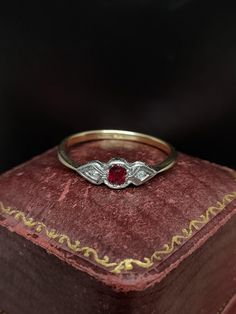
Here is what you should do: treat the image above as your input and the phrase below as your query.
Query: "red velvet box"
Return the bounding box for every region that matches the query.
[0,140,236,314]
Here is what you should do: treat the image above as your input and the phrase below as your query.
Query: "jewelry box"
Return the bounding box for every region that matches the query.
[0,140,235,314]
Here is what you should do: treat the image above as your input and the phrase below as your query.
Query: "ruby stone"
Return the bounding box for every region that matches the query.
[108,165,127,185]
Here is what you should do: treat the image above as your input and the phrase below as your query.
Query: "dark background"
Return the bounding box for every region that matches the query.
[0,1,235,173]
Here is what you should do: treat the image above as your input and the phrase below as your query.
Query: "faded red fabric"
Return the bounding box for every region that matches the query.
[222,294,236,314]
[0,140,236,284]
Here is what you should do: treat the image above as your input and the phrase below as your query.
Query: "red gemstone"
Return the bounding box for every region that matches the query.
[108,165,127,185]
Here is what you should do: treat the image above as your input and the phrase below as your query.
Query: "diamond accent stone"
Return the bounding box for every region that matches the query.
[77,161,105,185]
[87,168,101,180]
[128,162,157,186]
[135,170,149,181]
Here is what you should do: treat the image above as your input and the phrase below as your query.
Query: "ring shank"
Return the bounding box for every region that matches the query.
[58,130,177,173]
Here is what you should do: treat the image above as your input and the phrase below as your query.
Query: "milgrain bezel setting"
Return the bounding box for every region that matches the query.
[58,130,177,189]
[77,158,157,189]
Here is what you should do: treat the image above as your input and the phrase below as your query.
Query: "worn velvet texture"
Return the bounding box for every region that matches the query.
[0,140,236,313]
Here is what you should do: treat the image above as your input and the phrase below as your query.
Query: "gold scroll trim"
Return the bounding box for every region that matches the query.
[0,192,236,274]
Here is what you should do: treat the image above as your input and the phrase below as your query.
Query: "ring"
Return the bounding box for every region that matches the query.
[58,130,177,189]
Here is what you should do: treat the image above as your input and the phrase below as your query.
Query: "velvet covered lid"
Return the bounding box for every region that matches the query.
[0,140,235,292]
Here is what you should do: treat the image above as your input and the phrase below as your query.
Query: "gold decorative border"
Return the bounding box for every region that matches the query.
[1,192,236,274]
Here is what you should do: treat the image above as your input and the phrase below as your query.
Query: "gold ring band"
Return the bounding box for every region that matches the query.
[58,130,177,189]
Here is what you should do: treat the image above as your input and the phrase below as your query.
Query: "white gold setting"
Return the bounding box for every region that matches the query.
[58,130,176,189]
[77,158,157,189]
